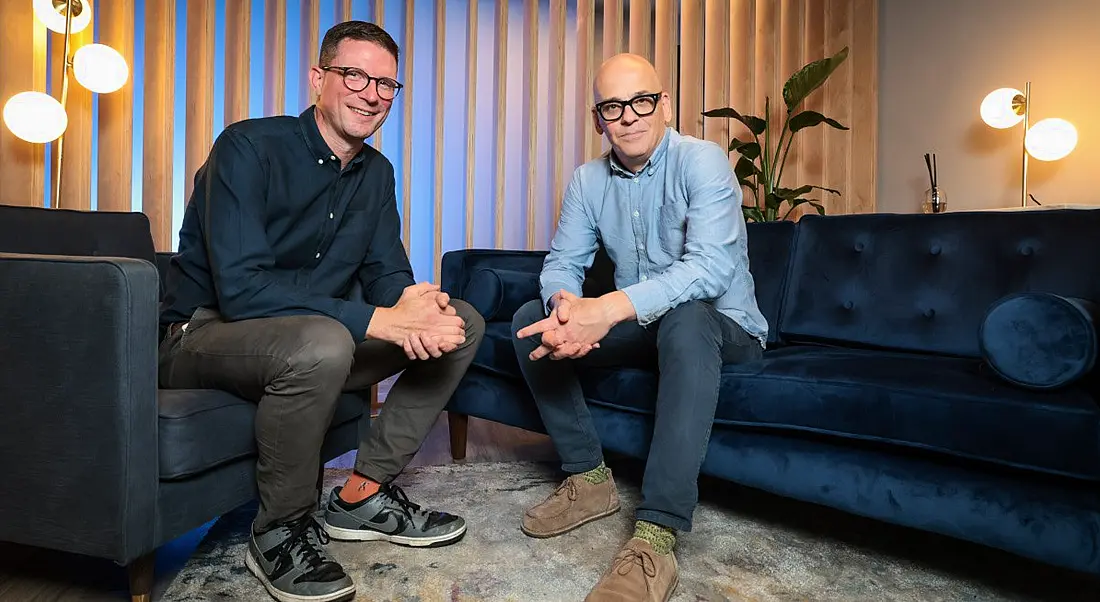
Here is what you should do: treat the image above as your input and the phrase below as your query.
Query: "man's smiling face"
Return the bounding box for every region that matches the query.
[313,38,397,142]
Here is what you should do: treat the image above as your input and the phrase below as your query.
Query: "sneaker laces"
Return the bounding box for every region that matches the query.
[612,547,658,592]
[273,515,343,581]
[382,484,451,530]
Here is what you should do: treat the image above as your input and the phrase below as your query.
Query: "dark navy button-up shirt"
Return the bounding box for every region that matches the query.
[160,106,414,343]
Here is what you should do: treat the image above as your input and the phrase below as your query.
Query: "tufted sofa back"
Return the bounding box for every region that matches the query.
[777,209,1100,358]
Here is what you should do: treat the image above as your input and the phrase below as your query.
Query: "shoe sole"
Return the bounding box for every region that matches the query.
[244,551,355,602]
[520,503,621,539]
[323,521,467,548]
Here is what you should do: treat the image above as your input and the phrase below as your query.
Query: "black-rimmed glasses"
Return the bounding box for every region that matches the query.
[594,92,662,122]
[320,66,403,100]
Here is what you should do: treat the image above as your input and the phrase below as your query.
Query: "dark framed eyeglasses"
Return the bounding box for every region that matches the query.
[320,66,403,100]
[594,92,663,122]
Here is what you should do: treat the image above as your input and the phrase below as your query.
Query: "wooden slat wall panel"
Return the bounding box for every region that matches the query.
[144,0,176,250]
[549,0,568,226]
[402,0,415,251]
[575,0,597,165]
[800,0,826,212]
[678,1,703,138]
[371,0,384,151]
[52,20,94,210]
[0,2,47,207]
[778,0,803,218]
[465,0,478,248]
[433,1,445,278]
[702,0,729,147]
[824,0,852,215]
[336,0,353,23]
[185,0,215,202]
[728,0,755,147]
[524,0,539,250]
[97,0,135,212]
[493,0,508,248]
[298,0,319,113]
[654,0,676,115]
[603,0,623,60]
[264,0,287,116]
[629,0,652,61]
[225,0,251,126]
[849,0,877,214]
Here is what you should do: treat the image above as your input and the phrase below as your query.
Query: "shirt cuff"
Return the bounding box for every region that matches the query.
[339,302,374,344]
[620,279,671,326]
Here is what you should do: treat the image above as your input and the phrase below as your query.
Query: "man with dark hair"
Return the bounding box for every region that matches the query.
[159,21,483,602]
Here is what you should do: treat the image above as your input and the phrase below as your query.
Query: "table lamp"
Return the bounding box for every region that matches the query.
[980,82,1077,207]
[2,0,129,207]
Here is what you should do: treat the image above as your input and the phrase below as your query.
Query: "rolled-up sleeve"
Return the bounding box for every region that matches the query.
[621,143,742,325]
[539,173,598,313]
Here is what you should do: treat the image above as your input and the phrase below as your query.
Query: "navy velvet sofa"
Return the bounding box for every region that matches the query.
[441,209,1100,577]
[0,205,369,601]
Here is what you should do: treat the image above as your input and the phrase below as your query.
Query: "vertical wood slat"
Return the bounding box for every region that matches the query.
[402,0,414,251]
[849,0,877,214]
[728,0,754,149]
[97,0,135,212]
[336,0,353,22]
[433,1,445,278]
[493,0,508,248]
[823,0,852,215]
[628,0,652,61]
[371,0,384,152]
[602,0,623,60]
[754,0,778,135]
[0,2,47,207]
[575,0,596,166]
[702,0,729,148]
[298,0,319,113]
[144,0,176,250]
[654,0,676,118]
[799,0,826,212]
[678,0,703,138]
[464,0,478,248]
[185,0,215,202]
[225,0,251,126]
[52,18,94,210]
[264,0,287,116]
[524,0,539,250]
[548,0,567,227]
[777,0,803,218]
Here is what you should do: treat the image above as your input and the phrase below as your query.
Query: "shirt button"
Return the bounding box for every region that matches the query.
[633,211,640,217]
[317,159,323,165]
[315,252,321,259]
[641,275,648,281]
[330,155,336,160]
[329,213,334,219]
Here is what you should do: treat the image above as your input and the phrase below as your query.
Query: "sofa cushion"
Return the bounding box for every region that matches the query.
[465,268,540,322]
[471,322,522,379]
[980,293,1099,390]
[158,389,367,480]
[577,346,1100,481]
[744,221,796,347]
[779,210,1100,357]
[0,205,156,265]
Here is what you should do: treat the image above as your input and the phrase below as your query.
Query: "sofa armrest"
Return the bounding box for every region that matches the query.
[0,253,160,564]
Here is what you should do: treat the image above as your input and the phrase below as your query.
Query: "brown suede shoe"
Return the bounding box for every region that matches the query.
[585,538,679,602]
[521,472,620,538]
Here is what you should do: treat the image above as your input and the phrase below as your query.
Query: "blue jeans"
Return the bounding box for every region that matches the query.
[511,299,763,532]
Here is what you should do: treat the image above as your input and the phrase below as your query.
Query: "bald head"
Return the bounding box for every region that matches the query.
[593,53,662,103]
[590,53,672,174]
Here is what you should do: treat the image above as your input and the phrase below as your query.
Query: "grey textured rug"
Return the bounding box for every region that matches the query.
[160,461,1079,601]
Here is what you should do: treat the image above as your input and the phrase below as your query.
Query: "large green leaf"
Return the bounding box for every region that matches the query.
[734,156,762,184]
[774,185,813,200]
[742,206,765,223]
[730,140,761,160]
[788,110,849,133]
[782,46,850,111]
[701,107,767,135]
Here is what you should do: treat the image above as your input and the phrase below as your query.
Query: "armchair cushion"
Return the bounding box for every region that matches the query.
[464,268,540,322]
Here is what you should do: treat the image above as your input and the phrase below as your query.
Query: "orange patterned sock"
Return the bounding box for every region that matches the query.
[339,472,381,503]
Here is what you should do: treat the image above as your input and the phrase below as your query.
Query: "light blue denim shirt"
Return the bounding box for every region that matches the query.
[539,127,769,347]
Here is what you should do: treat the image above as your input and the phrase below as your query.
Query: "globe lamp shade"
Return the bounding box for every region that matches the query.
[3,92,68,143]
[33,0,93,34]
[73,44,129,94]
[980,87,1025,129]
[1025,118,1078,161]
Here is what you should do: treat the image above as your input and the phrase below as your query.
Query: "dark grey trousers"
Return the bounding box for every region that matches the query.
[158,300,485,532]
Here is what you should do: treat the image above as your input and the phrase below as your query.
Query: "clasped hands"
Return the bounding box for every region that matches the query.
[368,282,466,360]
[516,290,614,361]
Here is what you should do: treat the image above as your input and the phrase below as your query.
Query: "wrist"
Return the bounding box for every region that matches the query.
[599,291,636,326]
[366,307,400,344]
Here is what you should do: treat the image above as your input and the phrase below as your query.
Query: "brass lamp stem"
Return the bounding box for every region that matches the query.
[53,0,74,209]
[1021,81,1030,207]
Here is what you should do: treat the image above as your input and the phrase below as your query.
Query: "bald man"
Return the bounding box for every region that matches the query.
[511,53,767,601]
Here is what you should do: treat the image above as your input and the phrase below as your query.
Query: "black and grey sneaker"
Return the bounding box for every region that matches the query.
[245,514,355,602]
[323,483,466,547]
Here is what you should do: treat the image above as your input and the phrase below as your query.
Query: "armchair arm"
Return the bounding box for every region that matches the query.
[0,252,160,564]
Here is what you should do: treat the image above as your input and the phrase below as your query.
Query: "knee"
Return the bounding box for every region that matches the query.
[657,301,720,350]
[450,298,486,345]
[282,317,356,380]
[511,299,549,338]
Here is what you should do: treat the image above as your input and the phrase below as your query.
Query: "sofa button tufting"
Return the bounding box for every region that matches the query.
[843,300,854,310]
[930,244,941,255]
[854,241,865,252]
[1020,245,1034,256]
[924,308,936,318]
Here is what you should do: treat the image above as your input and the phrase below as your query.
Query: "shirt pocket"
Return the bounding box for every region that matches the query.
[657,202,687,256]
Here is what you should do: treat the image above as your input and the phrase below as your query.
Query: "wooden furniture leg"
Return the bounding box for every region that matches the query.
[448,412,469,460]
[128,551,155,602]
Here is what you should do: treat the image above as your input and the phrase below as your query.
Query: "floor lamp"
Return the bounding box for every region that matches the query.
[980,83,1078,208]
[1,0,128,208]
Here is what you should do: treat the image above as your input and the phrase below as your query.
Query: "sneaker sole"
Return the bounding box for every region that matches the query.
[520,503,621,539]
[244,551,355,602]
[323,521,467,548]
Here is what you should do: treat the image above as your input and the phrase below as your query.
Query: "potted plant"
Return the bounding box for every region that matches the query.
[702,46,850,222]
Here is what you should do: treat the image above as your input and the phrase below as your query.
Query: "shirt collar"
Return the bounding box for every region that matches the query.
[298,106,366,169]
[608,127,672,178]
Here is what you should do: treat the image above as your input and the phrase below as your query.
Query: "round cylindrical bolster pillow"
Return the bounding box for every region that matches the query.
[464,268,542,322]
[979,292,1099,390]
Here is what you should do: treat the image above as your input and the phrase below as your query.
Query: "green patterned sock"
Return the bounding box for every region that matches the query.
[581,461,611,484]
[633,520,676,555]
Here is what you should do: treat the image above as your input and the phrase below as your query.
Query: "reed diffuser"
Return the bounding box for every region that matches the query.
[922,152,946,213]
